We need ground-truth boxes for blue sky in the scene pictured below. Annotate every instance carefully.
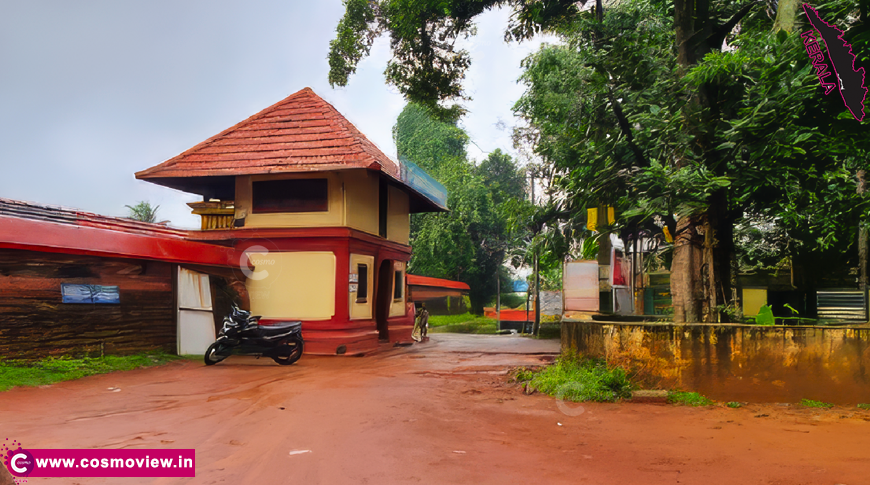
[0,1,553,228]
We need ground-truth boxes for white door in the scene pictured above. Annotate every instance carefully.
[177,267,216,355]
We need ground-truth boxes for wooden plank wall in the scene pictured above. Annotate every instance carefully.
[0,249,175,360]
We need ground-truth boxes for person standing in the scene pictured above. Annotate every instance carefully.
[413,303,430,342]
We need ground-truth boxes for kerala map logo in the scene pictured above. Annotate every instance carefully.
[801,3,868,121]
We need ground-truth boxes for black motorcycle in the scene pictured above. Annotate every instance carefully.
[204,304,304,366]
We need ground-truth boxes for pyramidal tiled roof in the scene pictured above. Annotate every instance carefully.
[135,87,400,180]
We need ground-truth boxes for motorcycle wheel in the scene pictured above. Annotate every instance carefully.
[204,342,229,366]
[272,337,304,366]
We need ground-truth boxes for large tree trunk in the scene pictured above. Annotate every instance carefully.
[671,215,705,322]
[858,170,867,300]
[671,0,707,323]
[671,207,734,323]
[706,189,736,322]
[669,0,737,323]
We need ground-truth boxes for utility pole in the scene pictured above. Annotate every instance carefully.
[534,263,541,336]
[858,169,867,320]
[496,273,501,332]
[530,167,541,336]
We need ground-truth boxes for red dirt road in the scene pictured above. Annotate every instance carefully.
[2,334,869,484]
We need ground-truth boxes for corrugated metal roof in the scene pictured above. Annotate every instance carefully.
[0,197,242,267]
[135,87,400,180]
[0,197,186,238]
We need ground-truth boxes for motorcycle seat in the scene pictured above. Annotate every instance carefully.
[256,321,302,336]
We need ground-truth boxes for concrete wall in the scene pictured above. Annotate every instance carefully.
[562,320,870,404]
[344,170,380,236]
[541,291,562,316]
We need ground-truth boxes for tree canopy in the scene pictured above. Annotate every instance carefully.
[125,201,160,223]
[395,103,525,313]
[329,0,581,120]
[333,0,870,321]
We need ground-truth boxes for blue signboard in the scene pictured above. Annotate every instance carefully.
[399,157,448,210]
[61,284,121,304]
[512,280,530,292]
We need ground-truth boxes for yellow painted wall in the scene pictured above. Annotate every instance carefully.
[349,253,375,320]
[235,173,343,228]
[232,170,411,245]
[389,261,407,317]
[246,251,336,320]
[387,186,410,245]
[343,170,379,236]
[742,288,768,316]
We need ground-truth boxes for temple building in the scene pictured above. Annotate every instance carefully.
[135,87,448,355]
[0,87,450,359]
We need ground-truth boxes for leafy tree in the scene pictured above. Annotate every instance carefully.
[329,0,581,120]
[514,0,869,320]
[475,149,527,204]
[125,201,159,223]
[395,103,524,313]
[393,102,468,173]
[332,0,870,322]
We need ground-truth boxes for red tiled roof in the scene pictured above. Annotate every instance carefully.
[135,87,400,180]
[407,274,470,291]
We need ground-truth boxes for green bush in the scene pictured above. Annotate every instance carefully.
[519,354,632,402]
[800,398,834,409]
[754,305,775,325]
[857,403,870,410]
[512,367,536,383]
[668,391,713,406]
[726,401,743,408]
[498,292,528,309]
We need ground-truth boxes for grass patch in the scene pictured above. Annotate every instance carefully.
[428,313,498,334]
[858,403,870,410]
[429,323,498,334]
[0,352,183,392]
[800,398,834,409]
[668,391,713,406]
[726,401,743,408]
[513,354,632,402]
[427,313,495,327]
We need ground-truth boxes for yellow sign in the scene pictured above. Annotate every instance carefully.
[663,226,673,243]
[587,206,615,232]
[587,208,598,231]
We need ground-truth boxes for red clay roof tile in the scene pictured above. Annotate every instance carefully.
[135,87,401,180]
